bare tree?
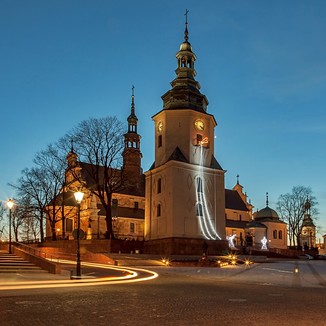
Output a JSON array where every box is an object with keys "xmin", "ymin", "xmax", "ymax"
[
  {"xmin": 34, "ymin": 145, "xmax": 68, "ymax": 240},
  {"xmin": 277, "ymin": 186, "xmax": 318, "ymax": 247},
  {"xmin": 65, "ymin": 116, "xmax": 125, "ymax": 239},
  {"xmin": 10, "ymin": 143, "xmax": 68, "ymax": 242}
]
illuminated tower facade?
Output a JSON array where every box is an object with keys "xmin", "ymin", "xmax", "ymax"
[
  {"xmin": 144, "ymin": 15, "xmax": 226, "ymax": 254},
  {"xmin": 122, "ymin": 86, "xmax": 143, "ymax": 192}
]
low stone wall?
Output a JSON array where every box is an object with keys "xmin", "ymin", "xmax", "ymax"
[
  {"xmin": 143, "ymin": 237, "xmax": 228, "ymax": 255},
  {"xmin": 13, "ymin": 246, "xmax": 60, "ymax": 274}
]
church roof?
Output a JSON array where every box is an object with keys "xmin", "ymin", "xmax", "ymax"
[
  {"xmin": 302, "ymin": 215, "xmax": 315, "ymax": 227},
  {"xmin": 255, "ymin": 206, "xmax": 280, "ymax": 221},
  {"xmin": 225, "ymin": 220, "xmax": 250, "ymax": 229},
  {"xmin": 225, "ymin": 189, "xmax": 248, "ymax": 211},
  {"xmin": 210, "ymin": 155, "xmax": 223, "ymax": 170},
  {"xmin": 168, "ymin": 147, "xmax": 189, "ymax": 163},
  {"xmin": 246, "ymin": 220, "xmax": 267, "ymax": 228},
  {"xmin": 98, "ymin": 205, "xmax": 144, "ymax": 219},
  {"xmin": 79, "ymin": 162, "xmax": 145, "ymax": 197}
]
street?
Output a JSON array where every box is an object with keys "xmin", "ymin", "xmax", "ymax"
[{"xmin": 1, "ymin": 260, "xmax": 326, "ymax": 326}]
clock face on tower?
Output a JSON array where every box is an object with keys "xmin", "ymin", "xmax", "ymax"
[
  {"xmin": 194, "ymin": 119, "xmax": 205, "ymax": 131},
  {"xmin": 157, "ymin": 121, "xmax": 163, "ymax": 132}
]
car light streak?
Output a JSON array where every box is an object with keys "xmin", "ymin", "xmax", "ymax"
[{"xmin": 0, "ymin": 260, "xmax": 159, "ymax": 291}]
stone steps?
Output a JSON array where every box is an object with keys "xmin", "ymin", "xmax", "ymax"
[{"xmin": 0, "ymin": 251, "xmax": 44, "ymax": 273}]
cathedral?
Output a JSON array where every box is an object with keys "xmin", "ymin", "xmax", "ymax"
[{"xmin": 47, "ymin": 16, "xmax": 289, "ymax": 254}]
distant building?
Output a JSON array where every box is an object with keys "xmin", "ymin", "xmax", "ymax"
[
  {"xmin": 251, "ymin": 193, "xmax": 287, "ymax": 250},
  {"xmin": 46, "ymin": 90, "xmax": 145, "ymax": 242},
  {"xmin": 299, "ymin": 199, "xmax": 316, "ymax": 249}
]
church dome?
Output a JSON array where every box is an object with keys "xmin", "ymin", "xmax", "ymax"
[
  {"xmin": 255, "ymin": 192, "xmax": 280, "ymax": 220},
  {"xmin": 256, "ymin": 206, "xmax": 279, "ymax": 220},
  {"xmin": 179, "ymin": 41, "xmax": 192, "ymax": 52}
]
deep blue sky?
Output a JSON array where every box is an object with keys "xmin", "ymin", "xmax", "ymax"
[{"xmin": 1, "ymin": 1, "xmax": 325, "ymax": 237}]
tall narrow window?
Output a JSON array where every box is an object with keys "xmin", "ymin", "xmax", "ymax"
[
  {"xmin": 157, "ymin": 178, "xmax": 162, "ymax": 194},
  {"xmin": 130, "ymin": 222, "xmax": 135, "ymax": 233},
  {"xmin": 196, "ymin": 177, "xmax": 203, "ymax": 193},
  {"xmin": 196, "ymin": 203, "xmax": 203, "ymax": 216},
  {"xmin": 157, "ymin": 204, "xmax": 161, "ymax": 217},
  {"xmin": 196, "ymin": 134, "xmax": 203, "ymax": 145},
  {"xmin": 273, "ymin": 230, "xmax": 277, "ymax": 239},
  {"xmin": 278, "ymin": 230, "xmax": 282, "ymax": 239},
  {"xmin": 158, "ymin": 135, "xmax": 162, "ymax": 147},
  {"xmin": 112, "ymin": 199, "xmax": 118, "ymax": 208}
]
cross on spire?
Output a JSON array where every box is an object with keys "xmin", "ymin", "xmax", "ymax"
[
  {"xmin": 266, "ymin": 192, "xmax": 269, "ymax": 207},
  {"xmin": 185, "ymin": 9, "xmax": 189, "ymax": 24},
  {"xmin": 236, "ymin": 174, "xmax": 239, "ymax": 185}
]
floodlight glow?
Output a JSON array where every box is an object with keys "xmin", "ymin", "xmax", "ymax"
[{"xmin": 195, "ymin": 145, "xmax": 221, "ymax": 240}]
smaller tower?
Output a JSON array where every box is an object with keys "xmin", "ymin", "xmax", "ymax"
[
  {"xmin": 65, "ymin": 141, "xmax": 81, "ymax": 184},
  {"xmin": 122, "ymin": 86, "xmax": 143, "ymax": 191},
  {"xmin": 300, "ymin": 198, "xmax": 316, "ymax": 249}
]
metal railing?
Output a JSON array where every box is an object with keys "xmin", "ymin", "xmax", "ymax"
[{"xmin": 12, "ymin": 242, "xmax": 75, "ymax": 262}]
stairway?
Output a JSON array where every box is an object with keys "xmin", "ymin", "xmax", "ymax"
[{"xmin": 0, "ymin": 250, "xmax": 44, "ymax": 273}]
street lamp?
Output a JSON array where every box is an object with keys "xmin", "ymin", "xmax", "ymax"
[
  {"xmin": 6, "ymin": 199, "xmax": 14, "ymax": 254},
  {"xmin": 74, "ymin": 190, "xmax": 84, "ymax": 278}
]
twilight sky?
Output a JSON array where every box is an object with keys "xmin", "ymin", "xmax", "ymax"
[{"xmin": 1, "ymin": 0, "xmax": 325, "ymax": 237}]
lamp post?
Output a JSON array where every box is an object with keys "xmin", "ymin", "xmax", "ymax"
[
  {"xmin": 6, "ymin": 199, "xmax": 14, "ymax": 254},
  {"xmin": 74, "ymin": 190, "xmax": 84, "ymax": 278}
]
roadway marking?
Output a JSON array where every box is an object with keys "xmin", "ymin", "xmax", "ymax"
[{"xmin": 262, "ymin": 267, "xmax": 293, "ymax": 274}]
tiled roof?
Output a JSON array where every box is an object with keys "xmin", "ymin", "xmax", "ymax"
[
  {"xmin": 225, "ymin": 189, "xmax": 248, "ymax": 211},
  {"xmin": 210, "ymin": 155, "xmax": 223, "ymax": 170}
]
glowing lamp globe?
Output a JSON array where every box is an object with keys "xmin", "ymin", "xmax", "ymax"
[{"xmin": 74, "ymin": 191, "xmax": 84, "ymax": 204}]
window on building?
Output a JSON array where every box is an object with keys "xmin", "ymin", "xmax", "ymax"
[
  {"xmin": 130, "ymin": 222, "xmax": 135, "ymax": 233},
  {"xmin": 196, "ymin": 177, "xmax": 203, "ymax": 193},
  {"xmin": 66, "ymin": 218, "xmax": 73, "ymax": 232},
  {"xmin": 158, "ymin": 135, "xmax": 162, "ymax": 147},
  {"xmin": 273, "ymin": 230, "xmax": 277, "ymax": 239},
  {"xmin": 112, "ymin": 199, "xmax": 118, "ymax": 208},
  {"xmin": 157, "ymin": 204, "xmax": 161, "ymax": 217},
  {"xmin": 196, "ymin": 134, "xmax": 203, "ymax": 145},
  {"xmin": 239, "ymin": 214, "xmax": 242, "ymax": 221},
  {"xmin": 157, "ymin": 178, "xmax": 162, "ymax": 194},
  {"xmin": 196, "ymin": 203, "xmax": 203, "ymax": 217},
  {"xmin": 134, "ymin": 202, "xmax": 139, "ymax": 209},
  {"xmin": 278, "ymin": 230, "xmax": 282, "ymax": 239}
]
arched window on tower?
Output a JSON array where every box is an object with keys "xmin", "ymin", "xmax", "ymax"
[
  {"xmin": 157, "ymin": 204, "xmax": 161, "ymax": 217},
  {"xmin": 196, "ymin": 203, "xmax": 203, "ymax": 217},
  {"xmin": 158, "ymin": 135, "xmax": 162, "ymax": 148},
  {"xmin": 196, "ymin": 177, "xmax": 203, "ymax": 193},
  {"xmin": 157, "ymin": 178, "xmax": 162, "ymax": 194},
  {"xmin": 273, "ymin": 230, "xmax": 277, "ymax": 239},
  {"xmin": 278, "ymin": 230, "xmax": 282, "ymax": 239}
]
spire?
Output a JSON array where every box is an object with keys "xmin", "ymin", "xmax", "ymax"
[
  {"xmin": 266, "ymin": 192, "xmax": 269, "ymax": 207},
  {"xmin": 131, "ymin": 85, "xmax": 135, "ymax": 116},
  {"xmin": 184, "ymin": 9, "xmax": 189, "ymax": 43},
  {"xmin": 127, "ymin": 85, "xmax": 138, "ymax": 133},
  {"xmin": 161, "ymin": 10, "xmax": 209, "ymax": 113}
]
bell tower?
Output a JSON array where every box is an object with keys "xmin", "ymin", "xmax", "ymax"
[
  {"xmin": 122, "ymin": 86, "xmax": 142, "ymax": 191},
  {"xmin": 144, "ymin": 12, "xmax": 226, "ymax": 254}
]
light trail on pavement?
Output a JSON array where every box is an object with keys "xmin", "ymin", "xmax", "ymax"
[{"xmin": 0, "ymin": 259, "xmax": 159, "ymax": 291}]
